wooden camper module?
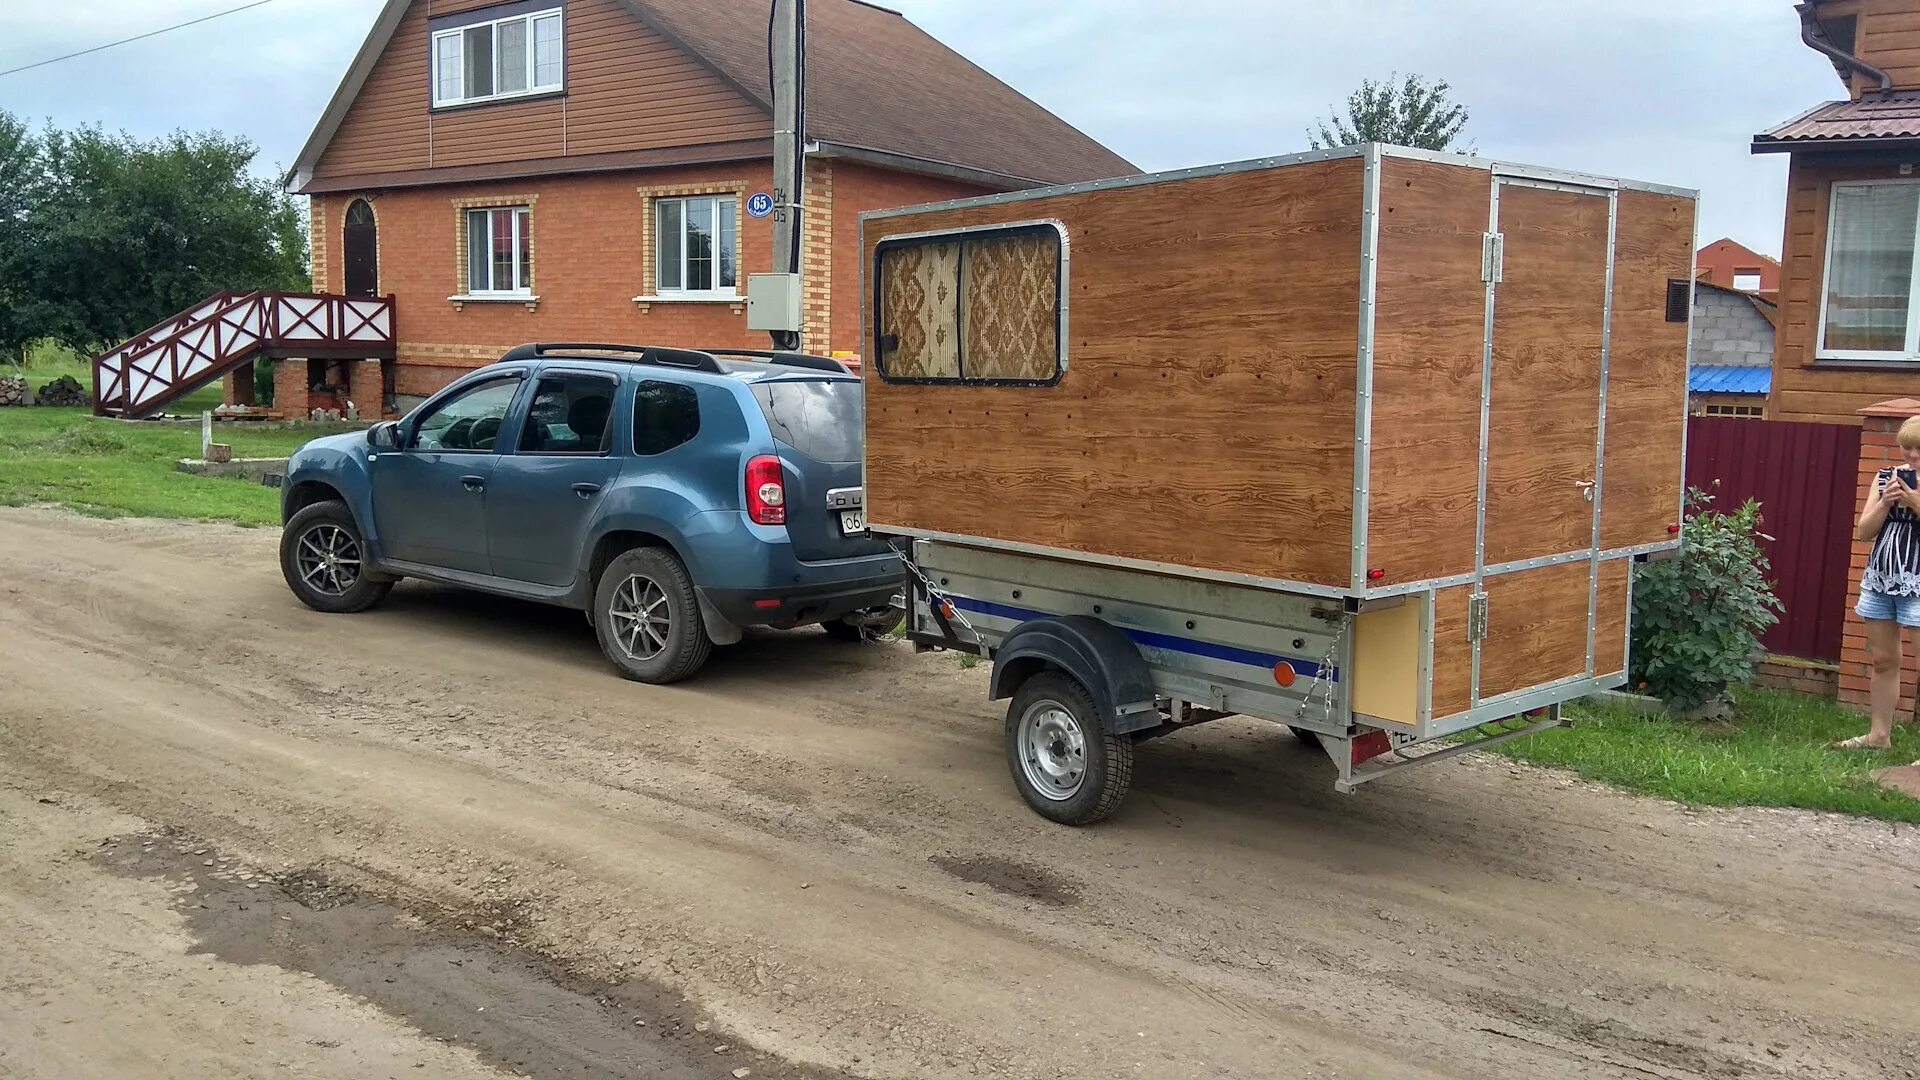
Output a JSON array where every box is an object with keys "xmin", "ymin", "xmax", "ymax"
[{"xmin": 861, "ymin": 145, "xmax": 1695, "ymax": 727}]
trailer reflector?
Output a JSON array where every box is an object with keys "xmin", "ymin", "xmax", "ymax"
[
  {"xmin": 1272, "ymin": 661, "xmax": 1297, "ymax": 688},
  {"xmin": 1351, "ymin": 730, "xmax": 1393, "ymax": 766}
]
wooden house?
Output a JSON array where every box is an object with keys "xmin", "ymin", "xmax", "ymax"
[
  {"xmin": 1754, "ymin": 0, "xmax": 1920, "ymax": 424},
  {"xmin": 239, "ymin": 0, "xmax": 1132, "ymax": 418}
]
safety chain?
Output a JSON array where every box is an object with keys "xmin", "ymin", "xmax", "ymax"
[
  {"xmin": 897, "ymin": 550, "xmax": 995, "ymax": 657},
  {"xmin": 1294, "ymin": 610, "xmax": 1352, "ymax": 724}
]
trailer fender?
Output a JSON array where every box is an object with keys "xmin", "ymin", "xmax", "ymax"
[{"xmin": 989, "ymin": 616, "xmax": 1162, "ymax": 735}]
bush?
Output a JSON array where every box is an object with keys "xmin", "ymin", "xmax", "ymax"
[
  {"xmin": 1629, "ymin": 488, "xmax": 1782, "ymax": 713},
  {"xmin": 254, "ymin": 359, "xmax": 274, "ymax": 406}
]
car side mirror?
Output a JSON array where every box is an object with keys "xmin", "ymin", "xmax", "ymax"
[{"xmin": 367, "ymin": 421, "xmax": 400, "ymax": 450}]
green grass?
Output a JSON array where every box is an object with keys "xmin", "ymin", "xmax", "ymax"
[
  {"xmin": 1494, "ymin": 685, "xmax": 1920, "ymax": 823},
  {"xmin": 15, "ymin": 340, "xmax": 224, "ymax": 414},
  {"xmin": 0, "ymin": 406, "xmax": 360, "ymax": 527}
]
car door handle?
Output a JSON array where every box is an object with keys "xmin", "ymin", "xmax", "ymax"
[
  {"xmin": 571, "ymin": 482, "xmax": 602, "ymax": 497},
  {"xmin": 460, "ymin": 474, "xmax": 486, "ymax": 492}
]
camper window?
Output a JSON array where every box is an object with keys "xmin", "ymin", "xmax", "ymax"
[{"xmin": 874, "ymin": 223, "xmax": 1063, "ymax": 385}]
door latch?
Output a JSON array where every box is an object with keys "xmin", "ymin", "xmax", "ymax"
[
  {"xmin": 1482, "ymin": 232, "xmax": 1505, "ymax": 284},
  {"xmin": 1574, "ymin": 478, "xmax": 1595, "ymax": 503},
  {"xmin": 1467, "ymin": 592, "xmax": 1489, "ymax": 642}
]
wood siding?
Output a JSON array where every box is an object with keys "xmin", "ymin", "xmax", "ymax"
[
  {"xmin": 1594, "ymin": 558, "xmax": 1631, "ymax": 677},
  {"xmin": 1477, "ymin": 561, "xmax": 1593, "ymax": 701},
  {"xmin": 1429, "ymin": 584, "xmax": 1475, "ymax": 719},
  {"xmin": 1600, "ymin": 189, "xmax": 1694, "ymax": 551},
  {"xmin": 1365, "ymin": 158, "xmax": 1488, "ymax": 585},
  {"xmin": 313, "ymin": 0, "xmax": 769, "ymax": 181},
  {"xmin": 861, "ymin": 159, "xmax": 1365, "ymax": 588},
  {"xmin": 1773, "ymin": 155, "xmax": 1920, "ymax": 425},
  {"xmin": 1818, "ymin": 0, "xmax": 1920, "ymax": 94}
]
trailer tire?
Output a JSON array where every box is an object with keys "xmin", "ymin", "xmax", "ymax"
[{"xmin": 1005, "ymin": 671, "xmax": 1132, "ymax": 826}]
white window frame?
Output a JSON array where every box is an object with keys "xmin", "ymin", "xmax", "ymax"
[
  {"xmin": 654, "ymin": 195, "xmax": 739, "ymax": 298},
  {"xmin": 1816, "ymin": 178, "xmax": 1920, "ymax": 363},
  {"xmin": 1731, "ymin": 271, "xmax": 1764, "ymax": 292},
  {"xmin": 465, "ymin": 206, "xmax": 533, "ymax": 297},
  {"xmin": 431, "ymin": 8, "xmax": 563, "ymax": 109}
]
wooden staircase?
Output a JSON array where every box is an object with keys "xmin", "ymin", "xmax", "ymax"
[{"xmin": 93, "ymin": 291, "xmax": 396, "ymax": 418}]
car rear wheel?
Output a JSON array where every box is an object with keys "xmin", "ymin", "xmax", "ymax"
[
  {"xmin": 280, "ymin": 500, "xmax": 393, "ymax": 614},
  {"xmin": 593, "ymin": 547, "xmax": 711, "ymax": 684}
]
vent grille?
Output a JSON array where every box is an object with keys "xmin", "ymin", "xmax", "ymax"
[{"xmin": 1666, "ymin": 279, "xmax": 1691, "ymax": 323}]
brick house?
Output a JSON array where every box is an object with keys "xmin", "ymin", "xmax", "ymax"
[
  {"xmin": 1688, "ymin": 280, "xmax": 1776, "ymax": 417},
  {"xmin": 1695, "ymin": 236, "xmax": 1781, "ymax": 297},
  {"xmin": 245, "ymin": 0, "xmax": 1132, "ymax": 417},
  {"xmin": 1753, "ymin": 0, "xmax": 1920, "ymax": 424}
]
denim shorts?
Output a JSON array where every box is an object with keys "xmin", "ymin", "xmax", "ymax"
[{"xmin": 1856, "ymin": 588, "xmax": 1920, "ymax": 627}]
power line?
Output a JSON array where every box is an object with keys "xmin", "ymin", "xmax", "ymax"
[{"xmin": 0, "ymin": 0, "xmax": 284, "ymax": 79}]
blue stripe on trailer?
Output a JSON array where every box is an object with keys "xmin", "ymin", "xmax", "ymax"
[{"xmin": 946, "ymin": 596, "xmax": 1339, "ymax": 683}]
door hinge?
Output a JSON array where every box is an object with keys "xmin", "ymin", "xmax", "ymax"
[
  {"xmin": 1467, "ymin": 592, "xmax": 1489, "ymax": 642},
  {"xmin": 1482, "ymin": 232, "xmax": 1504, "ymax": 284}
]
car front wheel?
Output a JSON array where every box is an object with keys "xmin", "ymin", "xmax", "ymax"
[
  {"xmin": 280, "ymin": 500, "xmax": 394, "ymax": 614},
  {"xmin": 593, "ymin": 547, "xmax": 712, "ymax": 684}
]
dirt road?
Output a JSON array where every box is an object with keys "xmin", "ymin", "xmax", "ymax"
[{"xmin": 1, "ymin": 506, "xmax": 1916, "ymax": 1080}]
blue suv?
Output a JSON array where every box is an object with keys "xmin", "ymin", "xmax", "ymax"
[{"xmin": 276, "ymin": 343, "xmax": 903, "ymax": 683}]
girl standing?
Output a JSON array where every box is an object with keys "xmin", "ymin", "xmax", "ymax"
[{"xmin": 1837, "ymin": 414, "xmax": 1920, "ymax": 757}]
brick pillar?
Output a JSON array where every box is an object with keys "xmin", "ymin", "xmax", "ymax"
[
  {"xmin": 801, "ymin": 158, "xmax": 833, "ymax": 355},
  {"xmin": 345, "ymin": 359, "xmax": 385, "ymax": 419},
  {"xmin": 274, "ymin": 359, "xmax": 311, "ymax": 420},
  {"xmin": 1839, "ymin": 397, "xmax": 1920, "ymax": 712}
]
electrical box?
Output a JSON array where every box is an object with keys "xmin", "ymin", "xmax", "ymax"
[{"xmin": 746, "ymin": 273, "xmax": 803, "ymax": 333}]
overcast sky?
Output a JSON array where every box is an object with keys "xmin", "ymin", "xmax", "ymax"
[{"xmin": 0, "ymin": 0, "xmax": 1836, "ymax": 258}]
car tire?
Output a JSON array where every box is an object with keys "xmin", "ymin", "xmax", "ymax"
[
  {"xmin": 822, "ymin": 606, "xmax": 904, "ymax": 642},
  {"xmin": 280, "ymin": 500, "xmax": 393, "ymax": 614},
  {"xmin": 593, "ymin": 547, "xmax": 712, "ymax": 684},
  {"xmin": 1005, "ymin": 671, "xmax": 1133, "ymax": 826}
]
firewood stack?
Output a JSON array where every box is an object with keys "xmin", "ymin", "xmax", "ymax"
[
  {"xmin": 0, "ymin": 376, "xmax": 25, "ymax": 406},
  {"xmin": 35, "ymin": 375, "xmax": 90, "ymax": 407}
]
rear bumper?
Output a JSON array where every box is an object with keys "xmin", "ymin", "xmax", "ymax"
[{"xmin": 700, "ymin": 571, "xmax": 902, "ymax": 628}]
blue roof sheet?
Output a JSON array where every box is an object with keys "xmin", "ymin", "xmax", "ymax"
[{"xmin": 1688, "ymin": 365, "xmax": 1771, "ymax": 395}]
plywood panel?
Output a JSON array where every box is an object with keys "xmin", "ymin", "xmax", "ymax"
[
  {"xmin": 1594, "ymin": 557, "xmax": 1631, "ymax": 676},
  {"xmin": 313, "ymin": 0, "xmax": 768, "ymax": 182},
  {"xmin": 1484, "ymin": 184, "xmax": 1610, "ymax": 565},
  {"xmin": 1351, "ymin": 598, "xmax": 1420, "ymax": 724},
  {"xmin": 863, "ymin": 159, "xmax": 1364, "ymax": 588},
  {"xmin": 1600, "ymin": 190, "xmax": 1694, "ymax": 550},
  {"xmin": 1479, "ymin": 561, "xmax": 1592, "ymax": 700},
  {"xmin": 1366, "ymin": 158, "xmax": 1489, "ymax": 586},
  {"xmin": 1429, "ymin": 584, "xmax": 1475, "ymax": 719}
]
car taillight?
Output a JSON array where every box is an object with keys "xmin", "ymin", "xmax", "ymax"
[{"xmin": 746, "ymin": 455, "xmax": 787, "ymax": 525}]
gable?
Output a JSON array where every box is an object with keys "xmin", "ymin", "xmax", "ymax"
[{"xmin": 306, "ymin": 0, "xmax": 770, "ymax": 185}]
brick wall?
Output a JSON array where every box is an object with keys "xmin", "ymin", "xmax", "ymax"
[
  {"xmin": 1752, "ymin": 655, "xmax": 1839, "ymax": 698},
  {"xmin": 828, "ymin": 161, "xmax": 993, "ymax": 355},
  {"xmin": 1691, "ymin": 285, "xmax": 1774, "ymax": 366},
  {"xmin": 1838, "ymin": 398, "xmax": 1920, "ymax": 712}
]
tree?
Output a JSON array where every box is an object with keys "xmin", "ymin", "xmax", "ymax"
[
  {"xmin": 1308, "ymin": 74, "xmax": 1472, "ymax": 152},
  {"xmin": 4, "ymin": 114, "xmax": 310, "ymax": 357},
  {"xmin": 0, "ymin": 113, "xmax": 44, "ymax": 367}
]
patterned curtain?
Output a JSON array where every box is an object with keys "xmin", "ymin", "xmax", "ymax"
[
  {"xmin": 960, "ymin": 232, "xmax": 1059, "ymax": 381},
  {"xmin": 878, "ymin": 242, "xmax": 961, "ymax": 378}
]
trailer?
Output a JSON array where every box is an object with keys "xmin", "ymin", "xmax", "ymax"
[{"xmin": 856, "ymin": 143, "xmax": 1695, "ymax": 824}]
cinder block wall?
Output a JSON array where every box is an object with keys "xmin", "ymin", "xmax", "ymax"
[{"xmin": 1690, "ymin": 287, "xmax": 1773, "ymax": 366}]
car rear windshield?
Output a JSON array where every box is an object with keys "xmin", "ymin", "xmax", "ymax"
[{"xmin": 748, "ymin": 379, "xmax": 862, "ymax": 463}]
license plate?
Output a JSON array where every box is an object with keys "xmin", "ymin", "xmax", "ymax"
[{"xmin": 839, "ymin": 508, "xmax": 867, "ymax": 535}]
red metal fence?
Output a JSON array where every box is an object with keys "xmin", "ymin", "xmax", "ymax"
[{"xmin": 1682, "ymin": 415, "xmax": 1860, "ymax": 661}]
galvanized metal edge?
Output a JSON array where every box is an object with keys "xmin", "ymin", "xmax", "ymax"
[
  {"xmin": 858, "ymin": 144, "xmax": 1371, "ymax": 223},
  {"xmin": 1375, "ymin": 144, "xmax": 1698, "ymax": 200},
  {"xmin": 1426, "ymin": 671, "xmax": 1626, "ymax": 739},
  {"xmin": 1678, "ymin": 198, "xmax": 1701, "ymax": 543},
  {"xmin": 1588, "ymin": 190, "xmax": 1621, "ymax": 677},
  {"xmin": 859, "ymin": 212, "xmax": 871, "ymax": 514},
  {"xmin": 1470, "ymin": 177, "xmax": 1502, "ymax": 707},
  {"xmin": 870, "ymin": 526, "xmax": 1357, "ymax": 601},
  {"xmin": 1350, "ymin": 144, "xmax": 1383, "ymax": 591},
  {"xmin": 1416, "ymin": 589, "xmax": 1436, "ymax": 726}
]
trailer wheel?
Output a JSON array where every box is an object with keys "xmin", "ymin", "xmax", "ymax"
[{"xmin": 1005, "ymin": 671, "xmax": 1132, "ymax": 826}]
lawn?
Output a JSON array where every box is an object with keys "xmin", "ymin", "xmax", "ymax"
[
  {"xmin": 0, "ymin": 406, "xmax": 359, "ymax": 527},
  {"xmin": 1497, "ymin": 685, "xmax": 1920, "ymax": 823}
]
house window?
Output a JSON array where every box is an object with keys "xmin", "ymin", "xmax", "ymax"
[
  {"xmin": 1819, "ymin": 181, "xmax": 1920, "ymax": 360},
  {"xmin": 465, "ymin": 207, "xmax": 532, "ymax": 295},
  {"xmin": 874, "ymin": 222, "xmax": 1065, "ymax": 385},
  {"xmin": 431, "ymin": 7, "xmax": 563, "ymax": 108},
  {"xmin": 655, "ymin": 196, "xmax": 738, "ymax": 295},
  {"xmin": 1701, "ymin": 403, "xmax": 1765, "ymax": 419},
  {"xmin": 1732, "ymin": 269, "xmax": 1763, "ymax": 292}
]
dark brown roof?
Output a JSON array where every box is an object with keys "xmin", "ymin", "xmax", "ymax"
[
  {"xmin": 1753, "ymin": 91, "xmax": 1920, "ymax": 152},
  {"xmin": 620, "ymin": 0, "xmax": 1135, "ymax": 186}
]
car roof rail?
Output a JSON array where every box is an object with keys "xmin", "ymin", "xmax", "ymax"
[
  {"xmin": 694, "ymin": 348, "xmax": 851, "ymax": 375},
  {"xmin": 498, "ymin": 342, "xmax": 724, "ymax": 373}
]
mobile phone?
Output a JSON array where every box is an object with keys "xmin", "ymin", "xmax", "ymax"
[{"xmin": 1901, "ymin": 467, "xmax": 1917, "ymax": 488}]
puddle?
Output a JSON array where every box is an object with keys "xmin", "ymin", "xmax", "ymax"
[
  {"xmin": 95, "ymin": 830, "xmax": 849, "ymax": 1080},
  {"xmin": 929, "ymin": 854, "xmax": 1079, "ymax": 908}
]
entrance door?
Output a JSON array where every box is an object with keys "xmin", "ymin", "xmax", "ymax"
[
  {"xmin": 1475, "ymin": 178, "xmax": 1613, "ymax": 701},
  {"xmin": 344, "ymin": 199, "xmax": 378, "ymax": 297}
]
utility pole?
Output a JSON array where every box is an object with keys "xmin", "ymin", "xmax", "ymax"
[{"xmin": 755, "ymin": 0, "xmax": 806, "ymax": 352}]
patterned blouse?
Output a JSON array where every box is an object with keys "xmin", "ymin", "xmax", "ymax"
[{"xmin": 1864, "ymin": 468, "xmax": 1920, "ymax": 596}]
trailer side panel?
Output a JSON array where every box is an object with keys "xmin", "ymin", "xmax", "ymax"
[{"xmin": 1602, "ymin": 190, "xmax": 1695, "ymax": 552}]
